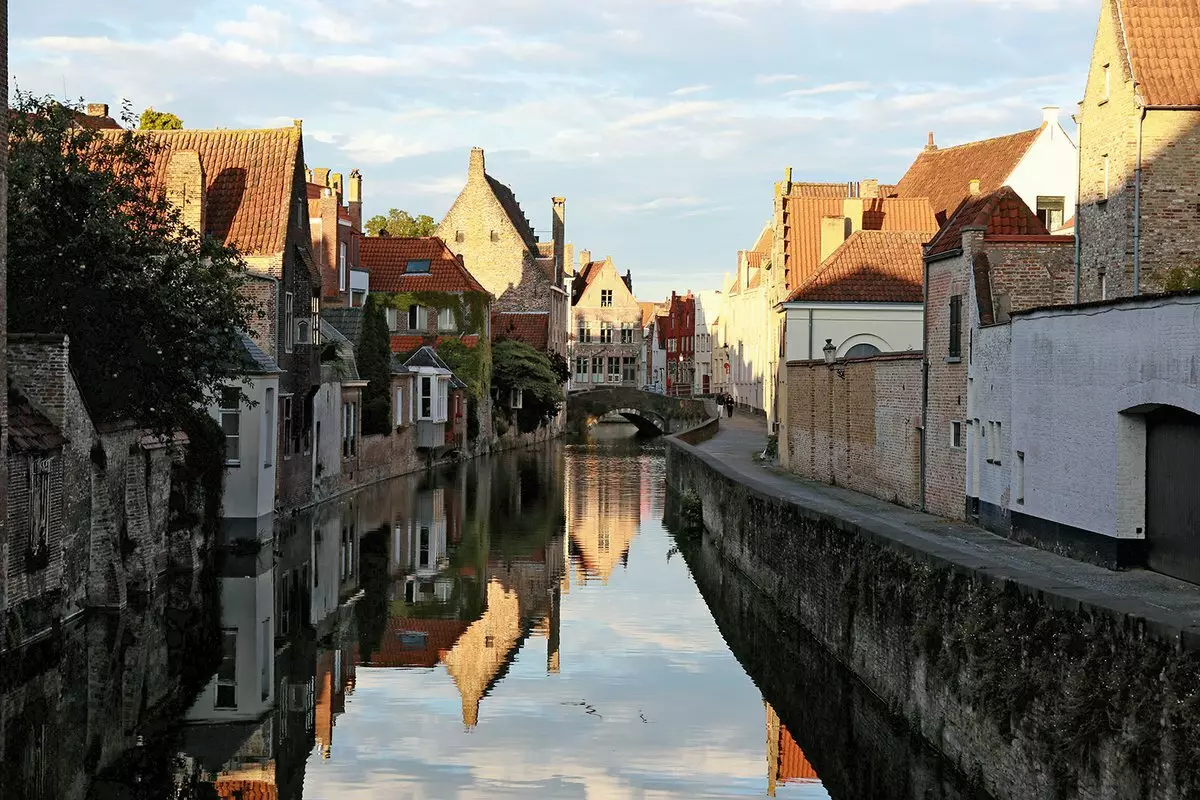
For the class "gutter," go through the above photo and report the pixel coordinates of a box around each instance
[1072,110,1082,303]
[1133,99,1146,296]
[919,253,930,512]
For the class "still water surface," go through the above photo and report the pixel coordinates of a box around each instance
[4,424,978,799]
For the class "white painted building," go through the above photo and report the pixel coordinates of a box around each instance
[693,290,724,395]
[780,303,923,362]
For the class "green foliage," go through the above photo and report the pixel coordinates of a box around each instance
[376,290,490,336]
[1163,266,1200,292]
[8,93,255,431]
[359,295,394,436]
[545,349,570,385]
[365,208,437,238]
[437,337,491,444]
[139,107,183,130]
[181,411,227,542]
[491,340,564,433]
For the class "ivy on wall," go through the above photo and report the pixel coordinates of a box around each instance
[375,290,491,337]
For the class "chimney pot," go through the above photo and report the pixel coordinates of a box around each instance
[86,103,109,118]
[969,179,981,196]
[926,131,937,151]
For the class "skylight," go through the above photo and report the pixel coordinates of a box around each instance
[406,259,431,274]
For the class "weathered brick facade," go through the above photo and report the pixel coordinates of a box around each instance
[307,167,363,304]
[2,0,11,580]
[785,354,923,508]
[570,256,644,389]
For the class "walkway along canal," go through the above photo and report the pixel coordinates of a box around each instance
[667,414,1200,800]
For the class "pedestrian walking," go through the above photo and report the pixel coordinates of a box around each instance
[725,394,735,418]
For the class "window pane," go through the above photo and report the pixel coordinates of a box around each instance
[220,387,240,410]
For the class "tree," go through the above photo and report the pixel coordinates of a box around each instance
[365,208,437,238]
[358,295,394,435]
[491,340,564,433]
[1163,266,1200,292]
[7,93,255,431]
[139,107,183,130]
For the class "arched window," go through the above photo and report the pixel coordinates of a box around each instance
[845,343,881,359]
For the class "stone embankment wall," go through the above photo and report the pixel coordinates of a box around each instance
[666,432,1200,800]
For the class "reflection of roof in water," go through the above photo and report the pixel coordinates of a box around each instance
[360,617,472,668]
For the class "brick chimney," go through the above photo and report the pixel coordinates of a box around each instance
[552,196,566,287]
[469,147,486,182]
[820,216,849,262]
[969,178,981,196]
[860,179,879,199]
[330,172,344,198]
[347,169,363,232]
[7,334,71,429]
[86,103,109,118]
[312,167,331,187]
[925,131,937,152]
[305,167,314,184]
[580,249,592,268]
[165,150,207,235]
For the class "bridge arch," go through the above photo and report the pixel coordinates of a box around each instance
[567,387,709,438]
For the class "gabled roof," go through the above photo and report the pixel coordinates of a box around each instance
[895,127,1043,224]
[8,385,66,452]
[360,237,488,294]
[785,231,927,304]
[404,346,467,388]
[750,225,772,256]
[1117,0,1200,106]
[640,302,659,327]
[319,320,360,382]
[492,311,549,351]
[321,306,364,345]
[486,175,540,253]
[925,186,1050,257]
[235,332,282,375]
[99,127,303,258]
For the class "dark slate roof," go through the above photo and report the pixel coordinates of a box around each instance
[321,306,365,345]
[486,175,539,253]
[319,319,360,382]
[8,385,66,452]
[236,332,282,375]
[390,354,413,375]
[404,346,467,389]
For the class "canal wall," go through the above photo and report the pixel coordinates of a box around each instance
[666,426,1200,800]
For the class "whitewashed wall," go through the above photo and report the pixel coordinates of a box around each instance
[783,303,923,362]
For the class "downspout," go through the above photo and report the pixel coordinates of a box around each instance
[1133,101,1146,295]
[919,254,929,511]
[807,308,814,360]
[1072,111,1082,303]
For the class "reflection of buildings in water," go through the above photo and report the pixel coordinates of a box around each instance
[314,644,357,760]
[765,702,820,796]
[565,448,642,584]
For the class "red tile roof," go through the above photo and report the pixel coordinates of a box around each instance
[391,334,480,355]
[639,301,659,327]
[895,127,1043,224]
[926,186,1049,257]
[7,388,66,452]
[492,311,550,351]
[751,225,772,255]
[1119,0,1200,106]
[361,617,470,668]
[745,251,766,269]
[72,110,123,130]
[785,230,927,303]
[99,127,303,257]
[784,196,938,291]
[361,237,488,294]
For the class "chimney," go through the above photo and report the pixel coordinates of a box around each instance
[165,150,207,235]
[347,169,363,232]
[552,197,566,287]
[820,216,849,262]
[1042,105,1060,126]
[469,147,486,182]
[305,167,314,184]
[86,103,109,118]
[624,270,633,294]
[925,131,937,152]
[312,167,331,188]
[330,172,344,197]
[565,242,575,274]
[969,178,981,196]
[580,249,592,267]
[860,179,879,199]
[7,334,71,428]
[843,197,864,233]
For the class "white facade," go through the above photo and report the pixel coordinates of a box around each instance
[694,290,724,395]
[211,374,278,540]
[349,268,369,307]
[780,303,923,362]
[642,316,668,392]
[313,382,343,488]
[1003,107,1079,232]
[718,279,769,411]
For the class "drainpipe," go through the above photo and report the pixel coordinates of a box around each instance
[1072,111,1082,303]
[1133,101,1146,296]
[807,308,814,360]
[919,254,929,512]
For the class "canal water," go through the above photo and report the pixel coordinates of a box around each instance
[2,423,981,799]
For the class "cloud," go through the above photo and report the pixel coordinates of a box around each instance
[411,175,469,196]
[332,131,441,164]
[755,73,805,85]
[611,101,725,130]
[784,80,871,97]
[614,196,707,213]
[670,84,712,96]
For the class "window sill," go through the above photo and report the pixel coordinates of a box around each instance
[225,460,241,468]
[1098,98,1108,106]
[945,356,962,364]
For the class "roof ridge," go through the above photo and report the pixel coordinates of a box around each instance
[922,125,1043,154]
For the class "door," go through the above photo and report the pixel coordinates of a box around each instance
[1146,407,1200,583]
[702,374,710,394]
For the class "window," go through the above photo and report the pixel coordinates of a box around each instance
[28,457,51,563]
[993,421,1002,464]
[600,323,614,344]
[1102,63,1110,101]
[408,305,427,331]
[386,307,398,331]
[591,356,604,382]
[600,289,613,307]
[1016,451,1025,504]
[395,387,405,427]
[261,618,271,702]
[845,343,881,359]
[1102,154,1110,200]
[620,324,634,344]
[1036,196,1065,231]
[215,630,237,709]
[510,387,524,409]
[577,322,592,343]
[281,395,293,457]
[220,387,241,465]
[1100,270,1109,300]
[948,295,962,359]
[490,230,500,243]
[608,357,621,383]
[438,308,456,331]
[574,357,589,383]
[419,376,434,419]
[455,230,464,243]
[950,420,963,449]
[622,357,637,383]
[339,241,347,290]
[419,525,431,567]
[296,318,310,345]
[342,400,358,458]
[284,292,295,352]
[351,289,366,307]
[986,421,995,463]
[405,259,431,274]
[263,388,275,468]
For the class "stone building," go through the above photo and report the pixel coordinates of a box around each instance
[307,167,366,307]
[639,302,667,392]
[693,290,723,396]
[1075,0,1200,301]
[922,186,1073,520]
[718,226,771,410]
[1,0,9,630]
[569,254,642,390]
[438,148,569,357]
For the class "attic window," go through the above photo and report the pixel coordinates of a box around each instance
[490,230,500,243]
[455,230,464,243]
[406,259,431,274]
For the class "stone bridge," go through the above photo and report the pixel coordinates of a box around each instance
[566,387,711,436]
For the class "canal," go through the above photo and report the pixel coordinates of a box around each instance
[2,423,983,799]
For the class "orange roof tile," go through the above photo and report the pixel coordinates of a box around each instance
[784,196,938,291]
[1119,0,1200,107]
[751,225,772,255]
[785,230,927,303]
[926,186,1049,257]
[894,127,1043,224]
[492,311,550,351]
[99,127,302,257]
[639,301,658,327]
[390,334,479,355]
[362,618,470,668]
[361,237,487,294]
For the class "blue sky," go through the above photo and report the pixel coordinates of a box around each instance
[11,0,1098,302]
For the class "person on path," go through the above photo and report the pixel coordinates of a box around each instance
[725,394,734,418]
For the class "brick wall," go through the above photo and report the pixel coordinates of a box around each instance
[785,354,922,508]
[924,247,970,519]
[7,334,69,426]
[1,0,10,604]
[4,452,65,616]
[984,240,1075,316]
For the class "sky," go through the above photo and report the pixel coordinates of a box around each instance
[10,0,1099,302]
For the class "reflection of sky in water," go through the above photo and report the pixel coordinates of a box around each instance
[301,430,829,799]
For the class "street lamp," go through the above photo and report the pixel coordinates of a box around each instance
[822,338,837,365]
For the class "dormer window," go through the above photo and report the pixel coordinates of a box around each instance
[405,259,431,274]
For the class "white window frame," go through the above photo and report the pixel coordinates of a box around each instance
[29,457,51,560]
[437,307,456,332]
[607,357,621,383]
[600,323,613,344]
[510,387,524,409]
[339,241,347,290]
[263,387,275,468]
[342,400,358,458]
[418,374,435,420]
[600,289,613,307]
[284,292,295,353]
[408,305,427,332]
[386,307,398,332]
[395,386,405,427]
[1016,451,1025,505]
[215,629,237,709]
[220,387,241,466]
[950,420,962,450]
[591,356,604,383]
[578,323,592,344]
[574,357,588,383]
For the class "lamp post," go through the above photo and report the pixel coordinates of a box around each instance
[822,338,836,366]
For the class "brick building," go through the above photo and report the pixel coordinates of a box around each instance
[1,0,9,630]
[307,167,366,307]
[1075,0,1200,301]
[922,186,1074,520]
[662,291,696,397]
[439,148,569,357]
[569,254,642,389]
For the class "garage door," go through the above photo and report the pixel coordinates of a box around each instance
[1146,407,1200,584]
